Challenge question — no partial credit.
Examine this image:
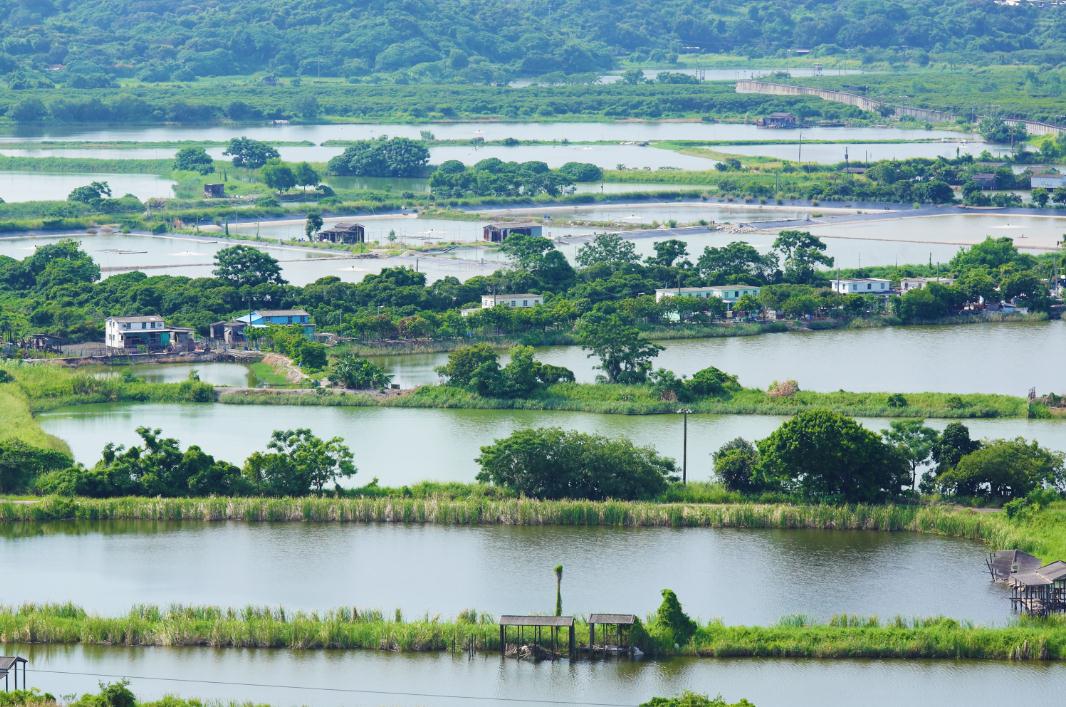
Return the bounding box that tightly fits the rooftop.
[484,293,542,299]
[487,222,541,229]
[108,315,163,323]
[588,613,637,625]
[321,221,365,230]
[833,278,891,283]
[499,615,575,627]
[256,309,311,317]
[658,285,759,293]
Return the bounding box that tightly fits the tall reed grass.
[1,603,1062,661]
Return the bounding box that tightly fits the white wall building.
[481,293,544,309]
[105,315,166,349]
[829,278,891,295]
[900,277,955,293]
[654,285,761,303]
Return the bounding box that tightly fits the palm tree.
[554,565,563,616]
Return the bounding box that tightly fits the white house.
[829,278,891,295]
[654,285,761,304]
[105,315,193,351]
[1031,173,1066,190]
[900,276,955,293]
[481,293,544,309]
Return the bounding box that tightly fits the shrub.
[767,379,799,398]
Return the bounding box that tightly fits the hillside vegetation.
[0,0,1063,87]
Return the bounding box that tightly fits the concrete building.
[482,223,543,243]
[235,309,315,338]
[900,277,955,293]
[480,293,544,309]
[105,315,194,351]
[1031,173,1066,190]
[654,285,761,304]
[830,278,892,295]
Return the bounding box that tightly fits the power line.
[27,668,640,706]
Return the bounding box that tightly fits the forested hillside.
[0,0,1063,86]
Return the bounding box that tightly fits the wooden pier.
[498,615,575,658]
[989,550,1066,616]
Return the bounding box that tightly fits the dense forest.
[0,0,1063,85]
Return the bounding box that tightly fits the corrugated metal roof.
[499,615,574,627]
[588,613,637,625]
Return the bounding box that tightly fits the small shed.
[0,656,27,691]
[499,615,575,657]
[588,613,637,653]
[483,223,543,243]
[203,183,226,198]
[757,112,798,129]
[318,222,366,244]
[1010,572,1053,616]
[971,172,998,190]
[209,320,248,345]
[987,549,1042,582]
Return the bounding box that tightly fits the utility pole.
[677,408,692,484]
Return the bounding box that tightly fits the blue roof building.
[236,309,315,338]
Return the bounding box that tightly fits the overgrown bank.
[3,498,1063,559]
[0,603,1063,662]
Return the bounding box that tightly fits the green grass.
[246,361,295,387]
[0,603,1062,660]
[0,361,216,412]
[0,384,69,454]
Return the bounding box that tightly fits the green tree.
[772,230,833,284]
[1031,187,1050,208]
[936,438,1065,501]
[224,137,280,168]
[647,239,690,267]
[642,693,754,707]
[554,564,563,616]
[212,245,286,287]
[68,181,111,204]
[261,160,296,192]
[757,410,908,502]
[557,161,603,182]
[243,428,356,496]
[294,162,321,190]
[576,233,640,268]
[436,344,500,387]
[476,427,677,500]
[880,419,938,490]
[305,212,324,240]
[697,242,775,283]
[713,438,765,493]
[652,589,698,646]
[11,97,48,123]
[576,312,663,384]
[327,137,430,177]
[0,440,72,493]
[500,232,556,271]
[173,146,214,174]
[328,352,392,389]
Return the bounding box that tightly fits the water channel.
[38,403,1066,485]
[5,643,1061,707]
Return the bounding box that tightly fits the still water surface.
[6,643,1061,707]
[0,521,1005,623]
[39,403,1066,484]
[372,320,1066,395]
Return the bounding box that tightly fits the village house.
[234,309,315,338]
[481,294,544,309]
[971,173,998,190]
[654,285,761,304]
[482,223,543,243]
[757,112,798,129]
[1030,172,1066,190]
[829,278,892,295]
[105,315,194,352]
[317,222,366,244]
[900,276,955,292]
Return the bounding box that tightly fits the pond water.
[722,141,1011,164]
[0,520,1005,623]
[0,121,972,145]
[370,320,1066,395]
[38,403,1066,486]
[0,232,499,285]
[92,362,260,388]
[0,172,175,202]
[806,212,1066,251]
[6,643,1062,707]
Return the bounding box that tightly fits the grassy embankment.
[0,602,1063,660]
[225,380,1036,419]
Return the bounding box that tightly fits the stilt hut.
[499,615,575,658]
[0,657,27,691]
[588,613,636,654]
[987,549,1042,582]
[317,222,366,244]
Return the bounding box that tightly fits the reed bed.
[1,604,1063,661]
[0,497,1018,544]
